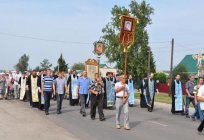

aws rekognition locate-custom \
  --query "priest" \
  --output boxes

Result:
[146,73,158,112]
[171,74,184,115]
[103,72,115,109]
[139,75,148,108]
[128,75,135,107]
[67,70,79,106]
[19,72,27,101]
[27,70,39,108]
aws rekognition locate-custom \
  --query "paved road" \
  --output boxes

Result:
[0,100,78,140]
[0,99,203,140]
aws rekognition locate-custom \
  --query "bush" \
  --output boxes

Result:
[154,72,167,83]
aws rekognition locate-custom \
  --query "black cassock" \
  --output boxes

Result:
[140,79,148,108]
[67,74,79,106]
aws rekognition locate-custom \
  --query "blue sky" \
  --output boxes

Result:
[0,0,204,71]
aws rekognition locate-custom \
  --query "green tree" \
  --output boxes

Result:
[40,59,52,70]
[72,63,85,70]
[154,72,167,84]
[172,64,189,83]
[102,0,155,82]
[15,54,29,73]
[54,53,68,72]
[35,66,41,71]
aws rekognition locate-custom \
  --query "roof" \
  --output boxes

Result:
[178,54,204,73]
[99,64,110,68]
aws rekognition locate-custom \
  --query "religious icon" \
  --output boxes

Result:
[94,42,104,55]
[85,59,98,80]
[119,15,136,46]
[124,20,132,32]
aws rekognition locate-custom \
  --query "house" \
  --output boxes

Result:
[178,54,204,76]
[99,64,118,77]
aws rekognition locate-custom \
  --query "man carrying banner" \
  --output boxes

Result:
[115,75,130,130]
[89,73,105,121]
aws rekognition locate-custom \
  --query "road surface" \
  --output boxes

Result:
[0,99,203,140]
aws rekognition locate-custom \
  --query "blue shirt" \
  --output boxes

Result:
[77,77,91,94]
[55,78,67,94]
[42,76,54,92]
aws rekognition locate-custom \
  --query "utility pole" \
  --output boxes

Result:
[169,38,174,96]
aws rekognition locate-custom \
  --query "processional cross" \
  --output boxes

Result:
[192,51,204,67]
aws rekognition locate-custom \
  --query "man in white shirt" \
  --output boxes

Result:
[14,70,21,99]
[197,85,204,134]
[115,75,130,130]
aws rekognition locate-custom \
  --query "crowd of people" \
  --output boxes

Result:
[168,74,204,134]
[1,69,204,133]
[0,69,137,130]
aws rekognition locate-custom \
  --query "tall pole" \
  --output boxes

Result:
[123,45,128,101]
[97,55,101,74]
[169,38,174,96]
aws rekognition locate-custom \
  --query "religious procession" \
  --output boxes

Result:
[1,0,204,140]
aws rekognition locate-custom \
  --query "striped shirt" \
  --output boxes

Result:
[42,76,54,92]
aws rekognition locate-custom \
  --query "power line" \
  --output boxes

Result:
[0,31,203,53]
[0,32,92,45]
[0,31,172,46]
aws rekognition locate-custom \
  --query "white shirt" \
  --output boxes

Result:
[198,85,204,110]
[115,82,129,97]
[14,73,21,85]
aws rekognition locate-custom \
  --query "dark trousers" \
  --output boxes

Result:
[103,92,107,108]
[28,92,33,106]
[198,120,204,132]
[185,96,196,115]
[85,94,89,108]
[79,94,86,113]
[140,94,147,108]
[44,91,52,113]
[90,94,104,119]
[57,94,64,112]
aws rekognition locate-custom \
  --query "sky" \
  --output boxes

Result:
[0,0,204,71]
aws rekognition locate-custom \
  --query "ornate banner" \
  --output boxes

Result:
[85,59,98,80]
[119,15,135,46]
[94,41,104,55]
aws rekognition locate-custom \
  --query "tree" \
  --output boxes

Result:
[72,63,85,70]
[54,53,68,72]
[35,66,41,71]
[154,72,167,84]
[15,54,29,73]
[40,59,52,70]
[102,0,155,82]
[172,64,189,83]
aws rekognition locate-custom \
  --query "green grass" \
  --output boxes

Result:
[135,92,193,107]
[135,92,172,104]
